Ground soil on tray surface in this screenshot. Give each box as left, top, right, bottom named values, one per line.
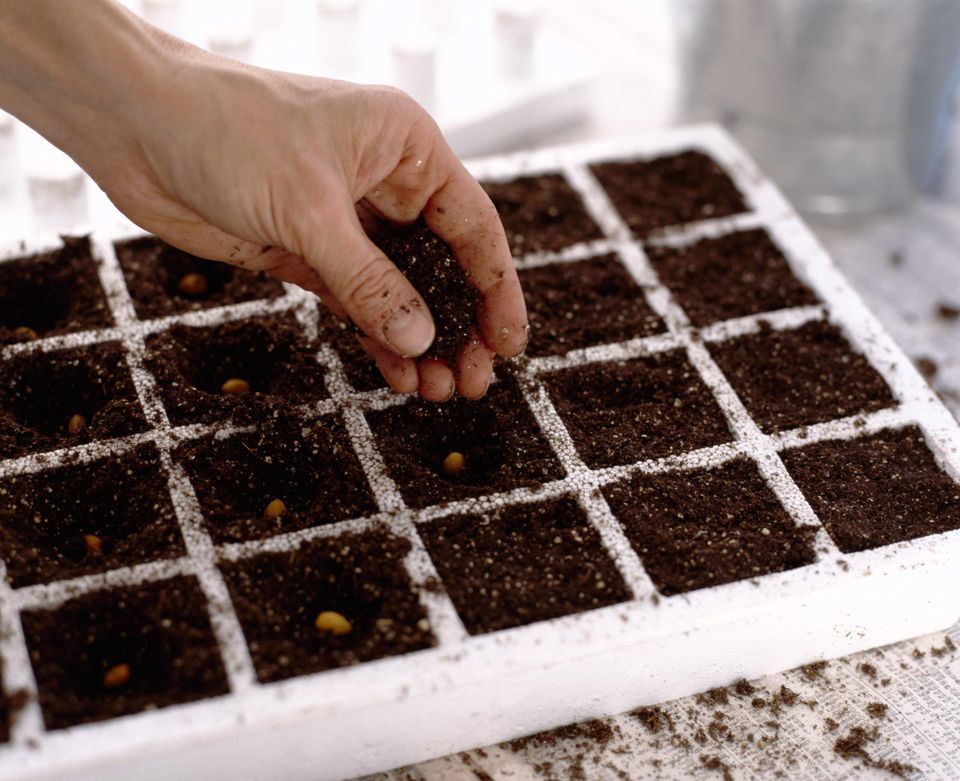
left=220, top=528, right=435, bottom=682
left=115, top=236, right=284, bottom=320
left=0, top=236, right=112, bottom=344
left=709, top=320, right=896, bottom=433
left=591, top=151, right=749, bottom=236
left=481, top=173, right=604, bottom=256
left=144, top=313, right=327, bottom=426
left=0, top=443, right=184, bottom=588
left=782, top=426, right=960, bottom=553
left=648, top=229, right=819, bottom=327
left=366, top=373, right=565, bottom=508
left=604, top=458, right=818, bottom=595
left=543, top=351, right=733, bottom=468
left=373, top=222, right=480, bottom=366
left=421, top=495, right=630, bottom=634
left=519, top=254, right=665, bottom=356
left=21, top=575, right=229, bottom=730
left=176, top=411, right=376, bottom=544
left=0, top=341, right=147, bottom=459
left=318, top=307, right=386, bottom=392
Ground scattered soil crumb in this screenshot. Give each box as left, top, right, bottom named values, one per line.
left=866, top=703, right=888, bottom=719
left=700, top=753, right=734, bottom=781
left=858, top=662, right=878, bottom=679
left=801, top=661, right=828, bottom=681
left=936, top=302, right=960, bottom=321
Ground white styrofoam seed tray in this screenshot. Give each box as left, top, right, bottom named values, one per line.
left=0, top=124, right=959, bottom=781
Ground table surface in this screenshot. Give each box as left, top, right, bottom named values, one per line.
left=360, top=2, right=960, bottom=778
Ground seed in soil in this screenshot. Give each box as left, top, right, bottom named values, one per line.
left=177, top=272, right=209, bottom=297
left=263, top=498, right=286, bottom=520
left=221, top=377, right=251, bottom=395
left=13, top=326, right=38, bottom=341
left=83, top=534, right=102, bottom=556
left=442, top=451, right=466, bottom=477
left=67, top=413, right=87, bottom=435
left=315, top=611, right=352, bottom=636
left=102, top=663, right=131, bottom=689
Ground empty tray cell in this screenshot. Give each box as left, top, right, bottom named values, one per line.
left=0, top=342, right=148, bottom=459
left=0, top=443, right=183, bottom=588
left=221, top=529, right=435, bottom=683
left=421, top=495, right=629, bottom=634
left=115, top=236, right=285, bottom=320
left=318, top=308, right=385, bottom=392
left=591, top=151, right=749, bottom=236
left=21, top=576, right=229, bottom=730
left=647, top=229, right=819, bottom=327
left=366, top=375, right=565, bottom=508
left=604, top=458, right=818, bottom=596
left=0, top=236, right=111, bottom=344
left=176, top=412, right=375, bottom=544
left=519, top=254, right=665, bottom=357
left=482, top=173, right=603, bottom=256
left=543, top=352, right=733, bottom=468
left=144, top=314, right=327, bottom=426
left=782, top=426, right=960, bottom=553
left=709, top=320, right=896, bottom=433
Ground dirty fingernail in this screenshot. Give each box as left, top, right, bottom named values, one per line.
left=383, top=306, right=435, bottom=358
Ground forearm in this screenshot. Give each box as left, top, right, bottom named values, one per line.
left=0, top=0, right=173, bottom=177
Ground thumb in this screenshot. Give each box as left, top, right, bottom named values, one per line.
left=304, top=208, right=436, bottom=359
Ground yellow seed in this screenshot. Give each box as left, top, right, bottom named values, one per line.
left=442, top=451, right=466, bottom=477
left=103, top=663, right=131, bottom=688
left=84, top=534, right=102, bottom=556
left=314, top=611, right=352, bottom=636
left=13, top=326, right=38, bottom=341
left=177, top=272, right=208, bottom=296
left=263, top=498, right=286, bottom=519
left=221, top=378, right=251, bottom=395
left=67, top=414, right=88, bottom=435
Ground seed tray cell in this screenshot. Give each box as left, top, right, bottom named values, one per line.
left=0, top=125, right=959, bottom=781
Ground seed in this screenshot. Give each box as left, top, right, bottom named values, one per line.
left=442, top=451, right=466, bottom=477
left=103, top=663, right=131, bottom=688
left=67, top=414, right=88, bottom=435
left=263, top=498, right=286, bottom=519
left=221, top=378, right=251, bottom=395
left=13, top=326, right=38, bottom=341
left=84, top=534, right=102, bottom=556
left=314, top=611, right=352, bottom=636
left=177, top=272, right=208, bottom=296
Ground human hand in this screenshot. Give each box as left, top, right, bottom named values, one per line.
left=0, top=1, right=528, bottom=400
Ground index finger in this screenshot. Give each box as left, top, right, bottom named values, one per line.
left=422, top=153, right=528, bottom=357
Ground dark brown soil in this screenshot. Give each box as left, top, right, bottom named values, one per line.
left=421, top=495, right=629, bottom=634
left=543, top=351, right=733, bottom=468
left=115, top=236, right=284, bottom=320
left=0, top=443, right=183, bottom=588
left=0, top=236, right=112, bottom=344
left=591, top=151, right=748, bottom=237
left=935, top=302, right=960, bottom=321
left=366, top=374, right=564, bottom=508
left=144, top=314, right=327, bottom=426
left=176, top=411, right=375, bottom=544
left=648, top=229, right=819, bottom=327
left=604, top=458, right=817, bottom=595
left=373, top=223, right=480, bottom=366
left=220, top=528, right=435, bottom=682
left=519, top=254, right=664, bottom=356
left=833, top=725, right=917, bottom=778
left=481, top=174, right=603, bottom=256
left=318, top=308, right=385, bottom=392
left=0, top=342, right=147, bottom=459
left=781, top=426, right=960, bottom=553
left=710, top=320, right=895, bottom=432
left=21, top=576, right=229, bottom=729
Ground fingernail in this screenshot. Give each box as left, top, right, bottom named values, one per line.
left=383, top=305, right=435, bottom=358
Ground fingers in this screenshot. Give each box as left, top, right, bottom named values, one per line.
left=422, top=160, right=528, bottom=357
left=417, top=358, right=455, bottom=402
left=356, top=335, right=418, bottom=394
left=455, top=332, right=495, bottom=399
left=300, top=205, right=436, bottom=359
